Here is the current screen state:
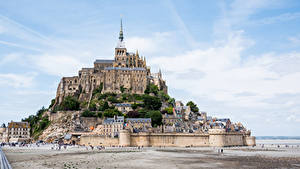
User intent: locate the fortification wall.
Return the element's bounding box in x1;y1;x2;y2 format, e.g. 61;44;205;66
129;133;210;147
208;129;245;147
79;130;255;147
245;136;256;146
80;135;118;146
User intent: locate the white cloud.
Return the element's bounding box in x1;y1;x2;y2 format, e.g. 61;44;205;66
256;12;300;25
0;53;22;65
288;36;300;46
150;31;300;109
286;113;300;122
30;54;85;76
126;32;173;54
0;72;37;88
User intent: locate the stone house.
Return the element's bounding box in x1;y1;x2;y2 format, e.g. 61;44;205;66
6;121;30;142
115;103;132;114
94;116;124;138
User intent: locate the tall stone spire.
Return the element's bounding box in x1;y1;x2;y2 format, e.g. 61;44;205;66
116;18;125;48
119;18;124;42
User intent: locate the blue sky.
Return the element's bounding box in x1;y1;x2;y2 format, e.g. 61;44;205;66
1;0;300;136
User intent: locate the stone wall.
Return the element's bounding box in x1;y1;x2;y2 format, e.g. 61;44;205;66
130;133;210;147
245;136;256;146
80;135;119;146
80;129;255;147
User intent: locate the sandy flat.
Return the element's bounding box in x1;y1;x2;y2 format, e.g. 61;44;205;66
2;145;300;169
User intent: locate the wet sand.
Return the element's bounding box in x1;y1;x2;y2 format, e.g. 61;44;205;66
2;145;300;169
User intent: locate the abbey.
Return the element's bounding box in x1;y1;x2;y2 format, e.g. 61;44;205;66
54;20;167;105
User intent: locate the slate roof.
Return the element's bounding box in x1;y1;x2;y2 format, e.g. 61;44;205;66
104;67;146;71
94;59;114;63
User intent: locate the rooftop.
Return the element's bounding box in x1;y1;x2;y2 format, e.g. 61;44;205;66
104;67;146;71
94;59;114;63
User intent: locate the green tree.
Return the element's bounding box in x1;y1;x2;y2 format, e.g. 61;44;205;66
36;107;46;118
97;112;103;118
145;110;162;127
108;96;121;103
164;106;173;114
38;116;50;131
1;123;6;128
93;83;103;95
120;85;126;93
158;91;170;102
89;102;97;111
186;101;199;113
49;99;55;109
103;109;122;117
131;103;138;110
138;108;148;118
144;84;159;95
81;110;96;117
59;96;80;111
142;95;162;110
99;101;110;111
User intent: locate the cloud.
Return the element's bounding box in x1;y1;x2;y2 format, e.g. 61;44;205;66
0;53;22;65
126;32;174;54
0;72;37;88
30;54;85;76
288;36;300;46
150;31;300;110
256;12;300;25
286;113;300;122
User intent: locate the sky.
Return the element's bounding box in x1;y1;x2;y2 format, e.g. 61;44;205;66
0;0;300;136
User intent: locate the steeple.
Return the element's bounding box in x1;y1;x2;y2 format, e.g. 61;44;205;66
119;18;124;42
116;18;125;48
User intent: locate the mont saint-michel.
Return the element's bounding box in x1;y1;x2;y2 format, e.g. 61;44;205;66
0;21;256;149
2;1;300;168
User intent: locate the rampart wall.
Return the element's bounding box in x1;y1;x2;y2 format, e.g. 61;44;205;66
80;129;256;147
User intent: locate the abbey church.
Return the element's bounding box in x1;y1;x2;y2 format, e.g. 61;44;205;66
54;20;167;105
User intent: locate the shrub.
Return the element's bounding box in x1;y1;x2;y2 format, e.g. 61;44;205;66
145;110;162;127
142;94;162;110
103;109;122;118
144;84;159;95
89;102;97;111
131;103;138;110
97;112;103;118
81;110;96;117
93;83;103;95
138;109;148;118
186;101;199;113
49;99;55;109
107;96;121;103
164;106;173;114
59;96;80;111
98;101;110;111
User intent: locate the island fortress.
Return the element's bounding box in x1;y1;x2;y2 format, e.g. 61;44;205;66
41;20;256;148
54;19;167;106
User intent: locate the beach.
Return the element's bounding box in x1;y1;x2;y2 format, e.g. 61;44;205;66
2;142;300;169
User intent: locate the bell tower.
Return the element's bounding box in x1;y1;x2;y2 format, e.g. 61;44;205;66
115;18;127;67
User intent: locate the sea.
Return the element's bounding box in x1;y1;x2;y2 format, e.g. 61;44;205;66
256;136;300;146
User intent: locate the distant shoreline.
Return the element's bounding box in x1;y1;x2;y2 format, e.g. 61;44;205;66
256;136;300;140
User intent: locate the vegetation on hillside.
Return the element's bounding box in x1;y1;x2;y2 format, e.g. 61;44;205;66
22;107;50;140
186;101;199;113
30;83;199;132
